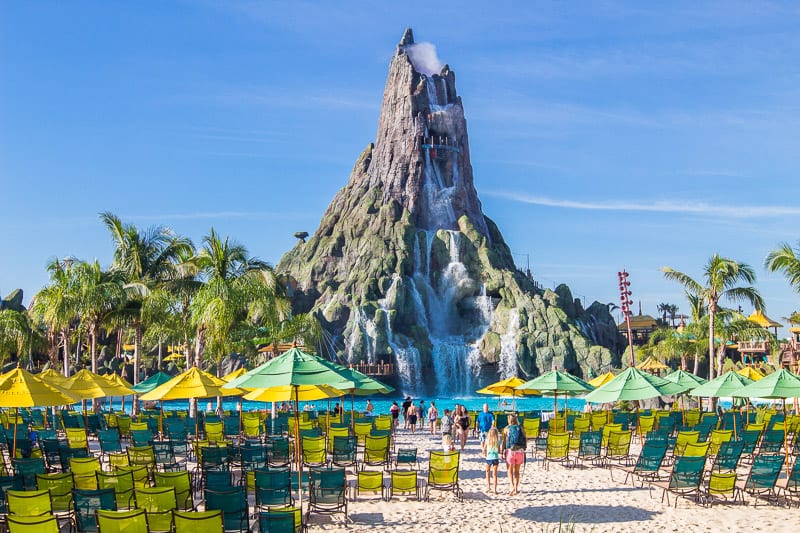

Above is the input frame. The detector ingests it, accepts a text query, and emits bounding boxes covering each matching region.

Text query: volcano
[277,29,623,395]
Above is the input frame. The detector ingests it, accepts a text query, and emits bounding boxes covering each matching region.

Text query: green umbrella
[688,370,754,437]
[130,372,174,394]
[688,371,753,399]
[663,370,707,389]
[736,369,800,475]
[663,370,707,425]
[327,366,395,427]
[584,367,688,403]
[221,347,356,508]
[516,370,594,432]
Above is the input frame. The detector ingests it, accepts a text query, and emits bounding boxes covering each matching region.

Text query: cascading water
[498,309,520,379]
[347,307,377,364]
[379,276,423,394]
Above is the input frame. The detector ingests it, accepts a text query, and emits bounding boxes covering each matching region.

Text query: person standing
[366,399,374,415]
[456,406,470,450]
[476,403,495,443]
[440,408,453,448]
[390,401,400,428]
[427,401,439,434]
[402,397,412,429]
[502,413,527,496]
[408,400,418,433]
[483,427,501,493]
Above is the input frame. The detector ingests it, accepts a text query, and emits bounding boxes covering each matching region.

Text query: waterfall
[379,276,423,394]
[346,307,377,364]
[498,309,520,379]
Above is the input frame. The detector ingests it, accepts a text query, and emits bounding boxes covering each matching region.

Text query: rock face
[278,29,624,395]
[1,289,25,312]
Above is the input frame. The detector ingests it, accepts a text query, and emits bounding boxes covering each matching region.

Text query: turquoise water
[105,395,588,415]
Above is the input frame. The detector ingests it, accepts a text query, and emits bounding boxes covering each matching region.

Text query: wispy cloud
[485,190,800,218]
[122,211,307,222]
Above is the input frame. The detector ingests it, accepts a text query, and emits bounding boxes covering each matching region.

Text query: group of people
[391,400,527,496]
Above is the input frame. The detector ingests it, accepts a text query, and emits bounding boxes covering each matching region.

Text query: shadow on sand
[513,504,659,524]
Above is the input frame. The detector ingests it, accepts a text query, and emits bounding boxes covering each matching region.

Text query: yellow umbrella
[476,376,538,410]
[0,367,79,457]
[222,367,248,383]
[243,384,344,403]
[588,371,617,388]
[476,376,531,396]
[637,356,669,372]
[62,369,133,399]
[139,366,245,438]
[736,367,765,381]
[39,368,67,385]
[139,367,244,401]
[102,373,133,412]
[164,353,184,362]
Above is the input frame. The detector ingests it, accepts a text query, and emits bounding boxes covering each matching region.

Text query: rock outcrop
[278,29,624,395]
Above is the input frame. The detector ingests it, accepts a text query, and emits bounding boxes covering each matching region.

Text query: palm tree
[191,228,275,374]
[100,212,193,385]
[0,308,40,367]
[662,255,763,379]
[30,258,80,375]
[765,241,800,291]
[73,260,125,373]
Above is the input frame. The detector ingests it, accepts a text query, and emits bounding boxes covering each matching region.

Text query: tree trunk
[716,344,726,377]
[708,302,716,380]
[194,328,205,369]
[90,325,98,374]
[90,324,99,412]
[62,329,70,377]
[132,323,143,416]
[134,323,143,384]
[680,354,687,371]
[693,350,700,375]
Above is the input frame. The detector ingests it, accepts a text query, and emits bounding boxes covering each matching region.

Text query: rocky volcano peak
[364,29,489,237]
[277,30,623,395]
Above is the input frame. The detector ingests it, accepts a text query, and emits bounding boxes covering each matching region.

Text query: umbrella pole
[784,399,790,477]
[12,407,18,459]
[159,401,164,439]
[294,386,302,514]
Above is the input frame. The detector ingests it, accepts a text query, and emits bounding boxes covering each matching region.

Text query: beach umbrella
[0,367,79,457]
[516,370,594,432]
[663,370,707,424]
[139,367,243,402]
[588,371,616,388]
[39,368,67,385]
[477,376,537,411]
[222,347,356,508]
[736,369,800,475]
[736,367,765,381]
[130,372,174,394]
[163,353,184,362]
[688,371,753,399]
[243,384,345,403]
[585,367,688,403]
[139,366,245,439]
[222,368,248,382]
[102,373,133,413]
[688,370,754,437]
[62,369,134,440]
[328,366,395,427]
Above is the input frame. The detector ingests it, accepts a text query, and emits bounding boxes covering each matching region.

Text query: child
[483,427,500,493]
[443,433,455,452]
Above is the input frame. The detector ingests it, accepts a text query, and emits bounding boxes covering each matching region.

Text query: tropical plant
[73,260,124,373]
[765,241,800,292]
[0,308,40,366]
[30,258,80,374]
[100,212,194,384]
[662,254,763,379]
[191,228,278,373]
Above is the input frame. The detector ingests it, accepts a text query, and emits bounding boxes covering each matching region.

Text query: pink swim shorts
[505,449,525,465]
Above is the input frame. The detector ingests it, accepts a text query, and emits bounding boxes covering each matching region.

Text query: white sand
[306,427,795,532]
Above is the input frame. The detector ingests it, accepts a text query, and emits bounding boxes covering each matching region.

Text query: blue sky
[3,1,800,333]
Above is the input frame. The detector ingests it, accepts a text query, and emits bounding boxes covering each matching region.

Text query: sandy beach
[305,426,795,532]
